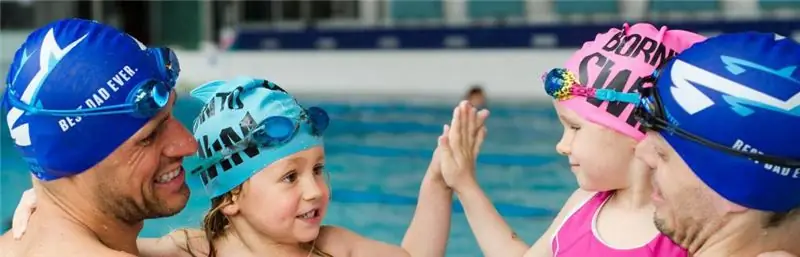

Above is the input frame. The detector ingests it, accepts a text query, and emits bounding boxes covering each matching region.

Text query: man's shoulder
[0,231,135,257]
[54,244,138,257]
[4,242,137,257]
[0,232,15,257]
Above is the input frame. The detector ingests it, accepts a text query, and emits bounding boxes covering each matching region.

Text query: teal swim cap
[184,77,329,198]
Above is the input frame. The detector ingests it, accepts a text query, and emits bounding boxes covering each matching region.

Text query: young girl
[139,76,481,257]
[436,23,705,257]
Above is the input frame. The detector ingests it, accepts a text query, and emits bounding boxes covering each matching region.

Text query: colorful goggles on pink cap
[542,68,640,105]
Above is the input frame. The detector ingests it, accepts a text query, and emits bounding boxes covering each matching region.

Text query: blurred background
[1,0,799,256]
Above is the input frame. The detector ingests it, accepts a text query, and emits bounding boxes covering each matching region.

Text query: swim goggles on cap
[632,60,800,167]
[5,47,180,118]
[541,68,641,104]
[189,80,330,175]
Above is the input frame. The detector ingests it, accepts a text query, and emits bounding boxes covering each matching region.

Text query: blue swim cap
[184,77,329,198]
[2,19,178,181]
[655,32,800,212]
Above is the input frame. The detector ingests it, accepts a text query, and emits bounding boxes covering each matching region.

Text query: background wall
[173,49,572,99]
[2,0,799,101]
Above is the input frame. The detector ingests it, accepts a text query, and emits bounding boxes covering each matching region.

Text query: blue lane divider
[327,120,557,137]
[313,102,554,118]
[326,144,552,166]
[332,189,556,217]
[329,120,443,134]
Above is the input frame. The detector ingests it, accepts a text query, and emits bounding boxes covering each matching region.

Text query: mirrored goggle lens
[307,107,329,133]
[260,116,296,142]
[132,81,170,117]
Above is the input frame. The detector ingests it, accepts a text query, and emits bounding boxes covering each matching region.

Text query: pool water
[0,95,575,256]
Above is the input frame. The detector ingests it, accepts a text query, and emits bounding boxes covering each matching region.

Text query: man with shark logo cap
[633,32,800,256]
[0,19,197,257]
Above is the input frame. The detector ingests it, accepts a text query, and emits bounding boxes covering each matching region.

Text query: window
[1,1,36,30]
[242,0,272,22]
[238,0,360,24]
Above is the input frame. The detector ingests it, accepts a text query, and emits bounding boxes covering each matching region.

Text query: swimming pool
[0,95,574,256]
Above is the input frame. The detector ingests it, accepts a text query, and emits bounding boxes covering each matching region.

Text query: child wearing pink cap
[545,23,706,257]
[439,23,705,257]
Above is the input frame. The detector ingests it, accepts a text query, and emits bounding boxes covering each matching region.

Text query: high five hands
[438,100,489,193]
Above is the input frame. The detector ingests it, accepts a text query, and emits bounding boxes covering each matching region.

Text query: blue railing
[230,19,800,50]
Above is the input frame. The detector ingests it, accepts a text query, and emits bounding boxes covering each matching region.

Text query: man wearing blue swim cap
[633,32,800,256]
[0,19,197,257]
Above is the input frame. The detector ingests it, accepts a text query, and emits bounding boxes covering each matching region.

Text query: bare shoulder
[82,248,139,257]
[546,188,597,232]
[0,231,11,245]
[0,232,16,257]
[165,228,206,243]
[562,188,595,211]
[318,225,355,238]
[523,188,596,257]
[138,229,209,257]
[317,226,409,257]
[3,237,136,257]
[315,226,355,255]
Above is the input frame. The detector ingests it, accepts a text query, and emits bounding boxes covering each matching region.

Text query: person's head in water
[634,32,800,255]
[544,23,704,192]
[465,85,486,109]
[2,18,197,224]
[183,77,332,257]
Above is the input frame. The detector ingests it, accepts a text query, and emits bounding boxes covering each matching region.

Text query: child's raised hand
[439,101,489,192]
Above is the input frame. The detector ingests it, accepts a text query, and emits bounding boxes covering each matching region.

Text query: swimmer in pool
[439,23,704,257]
[0,18,198,257]
[633,32,800,256]
[464,85,487,110]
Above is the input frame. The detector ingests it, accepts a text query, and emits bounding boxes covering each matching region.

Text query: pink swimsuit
[551,191,687,257]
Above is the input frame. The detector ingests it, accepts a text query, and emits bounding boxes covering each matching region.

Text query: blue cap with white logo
[655,32,800,212]
[2,18,180,180]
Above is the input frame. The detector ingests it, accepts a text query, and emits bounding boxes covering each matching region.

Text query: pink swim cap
[558,23,705,141]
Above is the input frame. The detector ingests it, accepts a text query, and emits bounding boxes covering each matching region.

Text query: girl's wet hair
[177,184,333,257]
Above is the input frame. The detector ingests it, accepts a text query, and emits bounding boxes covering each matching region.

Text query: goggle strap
[5,92,128,116]
[643,106,800,167]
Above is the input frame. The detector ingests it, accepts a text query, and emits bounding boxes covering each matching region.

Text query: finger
[476,109,490,131]
[449,104,462,151]
[438,133,454,161]
[467,105,477,148]
[474,127,487,156]
[472,110,490,152]
[459,101,470,150]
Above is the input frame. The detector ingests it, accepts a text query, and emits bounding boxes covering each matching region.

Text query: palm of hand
[439,101,489,191]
